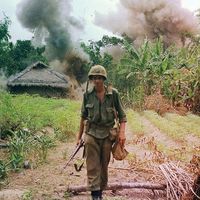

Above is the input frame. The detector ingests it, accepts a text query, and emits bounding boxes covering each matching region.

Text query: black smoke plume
[16,0,83,61]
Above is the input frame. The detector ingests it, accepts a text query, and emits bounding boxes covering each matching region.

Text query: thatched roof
[7,62,70,89]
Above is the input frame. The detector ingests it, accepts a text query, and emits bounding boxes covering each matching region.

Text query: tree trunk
[67,182,166,193]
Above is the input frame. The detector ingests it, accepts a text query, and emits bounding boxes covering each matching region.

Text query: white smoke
[95,0,200,46]
[101,45,124,61]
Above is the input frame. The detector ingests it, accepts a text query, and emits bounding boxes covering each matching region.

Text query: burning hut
[7,61,71,98]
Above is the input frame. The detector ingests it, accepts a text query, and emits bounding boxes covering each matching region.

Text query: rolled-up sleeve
[113,90,127,123]
[81,93,88,119]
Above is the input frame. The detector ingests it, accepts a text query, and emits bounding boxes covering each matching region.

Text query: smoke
[16,0,88,99]
[101,45,124,61]
[16,0,83,61]
[50,48,88,82]
[95,0,200,46]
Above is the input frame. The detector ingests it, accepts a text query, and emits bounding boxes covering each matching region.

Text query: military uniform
[81,86,127,191]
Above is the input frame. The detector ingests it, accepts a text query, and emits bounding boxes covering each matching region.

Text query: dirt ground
[1,116,194,200]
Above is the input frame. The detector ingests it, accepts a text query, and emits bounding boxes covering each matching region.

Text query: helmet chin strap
[85,79,89,101]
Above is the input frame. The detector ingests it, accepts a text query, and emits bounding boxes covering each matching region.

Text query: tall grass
[126,109,145,135]
[0,92,80,136]
[164,113,200,137]
[143,110,188,141]
[187,114,200,126]
[0,92,81,177]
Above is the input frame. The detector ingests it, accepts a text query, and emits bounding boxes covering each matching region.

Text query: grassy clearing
[164,113,200,138]
[142,110,188,141]
[126,109,145,135]
[127,110,184,161]
[141,110,200,162]
[0,92,81,178]
[187,114,200,125]
[12,94,80,135]
[0,92,80,136]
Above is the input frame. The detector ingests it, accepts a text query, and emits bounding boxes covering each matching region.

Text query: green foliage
[0,92,80,134]
[7,40,47,77]
[63,191,72,199]
[9,131,27,170]
[0,91,23,138]
[0,160,9,180]
[80,35,123,81]
[82,35,200,111]
[115,38,177,104]
[0,15,11,43]
[8,129,55,170]
[33,134,55,162]
[81,36,176,107]
[21,190,34,200]
[0,92,80,139]
[0,16,47,77]
[0,92,80,176]
[81,35,122,66]
[54,128,68,142]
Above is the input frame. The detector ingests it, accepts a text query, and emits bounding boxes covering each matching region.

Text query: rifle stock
[63,139,84,170]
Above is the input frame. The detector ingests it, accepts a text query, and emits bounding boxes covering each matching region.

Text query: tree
[81,35,123,68]
[0,16,47,77]
[0,16,13,75]
[7,40,47,76]
[80,35,123,83]
[81,34,200,111]
[0,15,11,42]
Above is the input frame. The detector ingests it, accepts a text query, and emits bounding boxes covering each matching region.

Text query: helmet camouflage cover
[88,65,107,80]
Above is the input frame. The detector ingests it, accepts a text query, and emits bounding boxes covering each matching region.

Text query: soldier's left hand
[118,132,126,147]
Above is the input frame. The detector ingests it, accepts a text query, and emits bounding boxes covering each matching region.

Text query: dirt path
[0,120,169,200]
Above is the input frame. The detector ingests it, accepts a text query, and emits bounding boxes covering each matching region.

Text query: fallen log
[67,182,166,193]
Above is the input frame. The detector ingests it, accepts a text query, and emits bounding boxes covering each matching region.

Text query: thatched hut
[7,62,71,98]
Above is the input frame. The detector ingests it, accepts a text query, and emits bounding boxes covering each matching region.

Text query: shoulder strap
[112,89,118,120]
[85,80,89,101]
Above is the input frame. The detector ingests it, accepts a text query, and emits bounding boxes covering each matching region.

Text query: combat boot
[91,190,103,200]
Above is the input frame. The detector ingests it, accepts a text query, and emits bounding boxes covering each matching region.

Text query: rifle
[63,139,84,170]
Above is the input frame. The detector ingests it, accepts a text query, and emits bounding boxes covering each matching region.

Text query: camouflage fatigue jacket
[81,86,127,139]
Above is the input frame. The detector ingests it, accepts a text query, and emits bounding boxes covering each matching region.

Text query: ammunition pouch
[109,127,118,142]
[109,120,119,142]
[84,120,90,134]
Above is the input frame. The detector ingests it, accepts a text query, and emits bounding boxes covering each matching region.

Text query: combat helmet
[88,65,107,80]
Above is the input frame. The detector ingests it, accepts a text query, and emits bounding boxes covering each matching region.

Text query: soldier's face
[92,75,104,87]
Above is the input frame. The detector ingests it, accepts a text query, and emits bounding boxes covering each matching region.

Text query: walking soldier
[77,65,127,200]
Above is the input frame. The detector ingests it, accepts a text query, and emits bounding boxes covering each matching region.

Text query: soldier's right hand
[76,138,82,146]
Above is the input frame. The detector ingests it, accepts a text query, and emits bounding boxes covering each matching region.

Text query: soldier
[77,65,127,200]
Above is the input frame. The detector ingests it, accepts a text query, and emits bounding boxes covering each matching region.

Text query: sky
[0,0,200,43]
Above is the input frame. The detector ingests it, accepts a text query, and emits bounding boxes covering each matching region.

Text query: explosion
[95,0,200,46]
[16,0,87,98]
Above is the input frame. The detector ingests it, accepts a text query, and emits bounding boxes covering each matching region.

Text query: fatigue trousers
[84,133,113,191]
